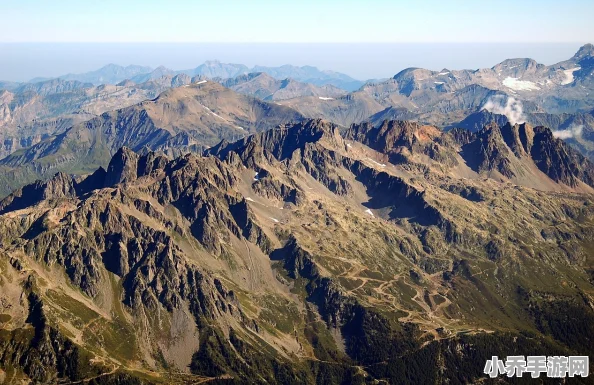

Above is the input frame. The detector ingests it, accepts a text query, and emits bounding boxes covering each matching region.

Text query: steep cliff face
[345,120,458,166]
[528,125,594,187]
[450,121,594,190]
[0,119,593,383]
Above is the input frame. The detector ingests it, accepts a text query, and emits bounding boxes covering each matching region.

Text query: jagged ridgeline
[0,119,593,384]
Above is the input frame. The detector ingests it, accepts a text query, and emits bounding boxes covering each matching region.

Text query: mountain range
[0,74,200,160]
[280,44,594,126]
[0,81,304,196]
[3,61,366,92]
[2,44,594,198]
[0,118,593,383]
[220,72,347,101]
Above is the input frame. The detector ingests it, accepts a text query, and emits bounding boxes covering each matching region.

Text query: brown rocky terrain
[0,119,593,383]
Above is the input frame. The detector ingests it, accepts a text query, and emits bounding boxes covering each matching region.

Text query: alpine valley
[0,45,593,384]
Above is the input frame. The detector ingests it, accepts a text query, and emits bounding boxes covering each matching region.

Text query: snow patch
[245,197,255,202]
[201,105,226,120]
[438,72,450,75]
[253,172,260,181]
[502,77,540,91]
[346,143,352,148]
[367,157,386,167]
[364,209,374,217]
[195,80,207,85]
[434,82,445,85]
[318,97,334,100]
[561,67,581,85]
[269,217,280,223]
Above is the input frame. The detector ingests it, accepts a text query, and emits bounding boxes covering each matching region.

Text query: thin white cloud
[482,95,525,125]
[552,124,583,139]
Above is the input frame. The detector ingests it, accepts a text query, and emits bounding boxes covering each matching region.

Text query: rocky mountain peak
[42,171,77,199]
[104,147,140,187]
[347,120,440,151]
[392,67,433,80]
[458,121,594,187]
[0,172,76,214]
[208,118,340,163]
[529,125,594,187]
[454,109,510,133]
[345,120,458,166]
[2,110,594,383]
[573,43,594,59]
[492,58,540,71]
[171,73,191,87]
[462,122,516,177]
[499,122,535,157]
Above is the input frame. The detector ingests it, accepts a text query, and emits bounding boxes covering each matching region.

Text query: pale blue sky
[1,0,593,43]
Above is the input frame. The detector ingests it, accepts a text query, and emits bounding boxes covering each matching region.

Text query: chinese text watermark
[484,356,589,378]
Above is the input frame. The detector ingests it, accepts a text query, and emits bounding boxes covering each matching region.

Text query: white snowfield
[434,82,445,85]
[195,80,207,85]
[318,97,334,100]
[438,72,450,75]
[201,105,225,120]
[561,67,581,85]
[366,157,386,167]
[364,209,374,217]
[502,77,540,91]
[269,217,280,223]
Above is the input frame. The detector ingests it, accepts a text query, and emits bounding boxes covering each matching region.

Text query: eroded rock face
[462,122,516,177]
[346,120,457,165]
[104,147,140,187]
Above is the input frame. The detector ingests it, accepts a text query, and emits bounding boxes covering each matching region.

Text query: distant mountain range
[220,72,347,101]
[58,63,153,85]
[2,60,366,92]
[280,44,594,126]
